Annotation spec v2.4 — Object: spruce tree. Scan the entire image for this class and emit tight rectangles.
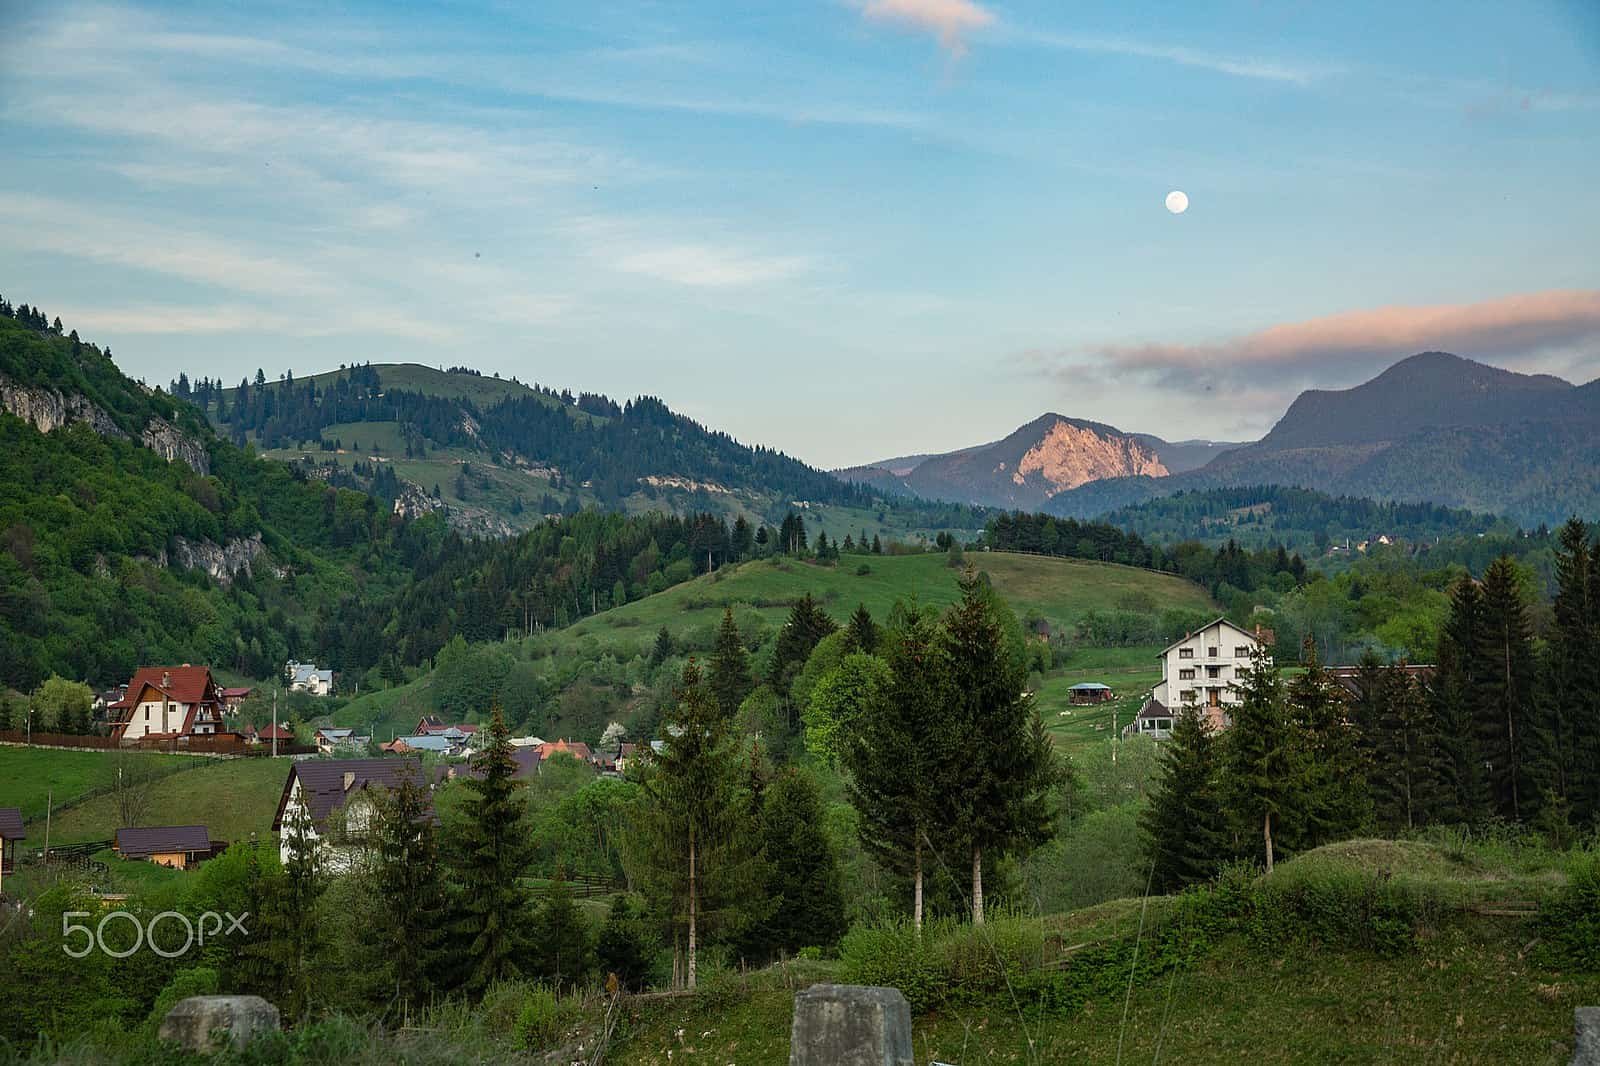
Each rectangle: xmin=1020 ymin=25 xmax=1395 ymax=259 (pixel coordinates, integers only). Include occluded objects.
xmin=844 ymin=605 xmax=952 ymax=931
xmin=942 ymin=568 xmax=1059 ymax=924
xmin=771 ymin=594 xmax=838 ymax=726
xmin=372 ymin=762 xmax=450 ymax=1010
xmin=1433 ymin=575 xmax=1490 ymax=824
xmin=596 ymin=895 xmax=658 ymax=991
xmin=1534 ymin=519 xmax=1598 ymax=822
xmin=649 ymin=626 xmax=675 ymax=667
xmin=452 ymin=704 xmax=537 ymax=993
xmin=844 ymin=603 xmax=879 ymax=653
xmin=529 ymin=878 xmax=595 ymax=990
xmin=741 ymin=767 xmax=848 ymax=961
xmin=1473 ymin=556 xmax=1537 ymax=822
xmin=1141 ymin=703 xmax=1228 ymax=892
xmin=626 ymin=661 xmax=770 ymax=989
xmin=262 ymin=803 xmax=327 ymax=1022
xmin=708 ymin=607 xmax=753 ymax=721
xmin=1222 ymin=645 xmax=1298 ymax=873
xmin=1288 ymin=637 xmax=1369 ymax=847
xmin=1370 ymin=668 xmax=1443 ymax=832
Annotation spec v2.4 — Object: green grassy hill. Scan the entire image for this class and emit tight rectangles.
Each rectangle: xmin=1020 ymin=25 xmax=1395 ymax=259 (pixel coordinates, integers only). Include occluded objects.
xmin=332 ymin=551 xmax=1215 ymax=746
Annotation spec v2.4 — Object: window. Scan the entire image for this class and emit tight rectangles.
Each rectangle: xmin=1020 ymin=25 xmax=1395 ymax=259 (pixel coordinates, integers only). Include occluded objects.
xmin=1206 ymin=665 xmax=1222 ymax=678
xmin=1178 ymin=668 xmax=1195 ymax=680
xmin=1235 ymin=645 xmax=1251 ymax=657
xmin=1180 ymin=688 xmax=1197 ymax=702
xmin=1207 ymin=646 xmax=1219 ymax=658
xmin=1178 ymin=647 xmax=1195 ymax=659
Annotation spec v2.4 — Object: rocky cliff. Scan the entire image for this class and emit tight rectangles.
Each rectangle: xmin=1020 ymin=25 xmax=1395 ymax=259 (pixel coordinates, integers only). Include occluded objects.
xmin=1013 ymin=419 xmax=1168 ymax=494
xmin=142 ymin=533 xmax=266 ymax=586
xmin=1 ymin=372 xmax=211 ymax=475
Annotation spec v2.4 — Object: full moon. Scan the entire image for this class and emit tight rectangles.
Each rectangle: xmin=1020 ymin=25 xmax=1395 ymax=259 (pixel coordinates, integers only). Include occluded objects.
xmin=1165 ymin=190 xmax=1189 ymax=214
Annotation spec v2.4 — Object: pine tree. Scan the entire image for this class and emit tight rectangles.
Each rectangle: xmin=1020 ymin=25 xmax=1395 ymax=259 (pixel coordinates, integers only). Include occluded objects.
xmin=263 ymin=803 xmax=327 ymax=1022
xmin=372 ymin=762 xmax=450 ymax=1011
xmin=1222 ymin=645 xmax=1297 ymax=873
xmin=708 ymin=607 xmax=753 ymax=721
xmin=1287 ymin=637 xmax=1368 ymax=847
xmin=772 ymin=594 xmax=838 ymax=726
xmin=871 ymin=534 xmax=882 ymax=555
xmin=625 ymin=661 xmax=770 ymax=989
xmin=844 ymin=603 xmax=879 ymax=654
xmin=1433 ymin=576 xmax=1489 ymax=824
xmin=1141 ymin=704 xmax=1228 ymax=892
xmin=1533 ymin=519 xmax=1598 ymax=822
xmin=844 ymin=605 xmax=952 ymax=931
xmin=649 ymin=626 xmax=675 ymax=667
xmin=1370 ymin=668 xmax=1443 ymax=832
xmin=596 ymin=895 xmax=658 ymax=991
xmin=452 ymin=704 xmax=537 ymax=993
xmin=1473 ymin=556 xmax=1537 ymax=822
xmin=942 ymin=568 xmax=1059 ymax=924
xmin=741 ymin=767 xmax=848 ymax=962
xmin=529 ymin=878 xmax=594 ymax=990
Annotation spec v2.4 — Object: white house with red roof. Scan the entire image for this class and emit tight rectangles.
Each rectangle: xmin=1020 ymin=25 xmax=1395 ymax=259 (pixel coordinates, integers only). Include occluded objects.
xmin=110 ymin=665 xmax=226 ymax=743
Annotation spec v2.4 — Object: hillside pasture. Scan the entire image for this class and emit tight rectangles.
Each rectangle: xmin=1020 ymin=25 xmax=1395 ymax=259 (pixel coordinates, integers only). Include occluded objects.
xmin=0 ymin=746 xmax=200 ymax=826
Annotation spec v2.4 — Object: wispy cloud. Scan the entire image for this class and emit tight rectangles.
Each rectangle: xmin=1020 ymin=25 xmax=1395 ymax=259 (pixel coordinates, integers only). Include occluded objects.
xmin=1012 ymin=30 xmax=1336 ymax=86
xmin=1085 ymin=290 xmax=1600 ymax=378
xmin=858 ymin=0 xmax=995 ymax=58
xmin=1021 ymin=290 xmax=1600 ymax=433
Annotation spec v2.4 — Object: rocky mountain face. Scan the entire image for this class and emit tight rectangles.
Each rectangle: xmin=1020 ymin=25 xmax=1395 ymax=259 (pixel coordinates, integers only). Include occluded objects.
xmin=0 ymin=371 xmax=210 ymax=475
xmin=1041 ymin=352 xmax=1600 ymax=526
xmin=836 ymin=415 xmax=1238 ymax=511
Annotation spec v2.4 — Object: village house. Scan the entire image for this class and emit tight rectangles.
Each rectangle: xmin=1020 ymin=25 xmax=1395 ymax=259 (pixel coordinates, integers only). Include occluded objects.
xmin=114 ymin=825 xmax=214 ymax=869
xmin=1134 ymin=617 xmax=1272 ymax=738
xmin=220 ymin=686 xmax=254 ymax=713
xmin=286 ymin=661 xmax=334 ymax=697
xmin=246 ymin=722 xmax=296 ymax=748
xmin=1326 ymin=663 xmax=1436 ymax=701
xmin=0 ymin=808 xmax=22 ymax=897
xmin=271 ymin=758 xmax=429 ymax=869
xmin=314 ymin=727 xmax=369 ymax=755
xmin=110 ymin=666 xmax=227 ymax=743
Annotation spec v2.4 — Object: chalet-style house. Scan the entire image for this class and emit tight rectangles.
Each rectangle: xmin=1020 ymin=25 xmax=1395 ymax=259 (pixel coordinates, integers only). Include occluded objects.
xmin=271 ymin=758 xmax=429 ymax=869
xmin=1132 ymin=617 xmax=1272 ymax=738
xmin=220 ymin=686 xmax=254 ymax=712
xmin=114 ymin=825 xmax=214 ymax=869
xmin=286 ymin=661 xmax=333 ymax=697
xmin=314 ymin=727 xmax=368 ymax=755
xmin=110 ymin=666 xmax=226 ymax=743
xmin=0 ymin=808 xmax=22 ymax=896
xmin=246 ymin=722 xmax=295 ymax=748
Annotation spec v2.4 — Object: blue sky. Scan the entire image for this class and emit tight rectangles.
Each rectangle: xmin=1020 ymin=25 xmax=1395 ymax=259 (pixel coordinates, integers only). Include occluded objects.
xmin=2 ymin=0 xmax=1597 ymax=467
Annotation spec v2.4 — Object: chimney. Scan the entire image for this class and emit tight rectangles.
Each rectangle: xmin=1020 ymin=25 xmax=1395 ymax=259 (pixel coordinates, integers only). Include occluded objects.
xmin=161 ymin=671 xmax=172 ymax=689
xmin=342 ymin=771 xmax=356 ymax=791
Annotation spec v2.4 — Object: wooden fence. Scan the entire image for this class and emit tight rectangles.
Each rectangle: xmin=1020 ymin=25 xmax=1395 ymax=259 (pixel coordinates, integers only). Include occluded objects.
xmin=0 ymin=730 xmax=117 ymax=749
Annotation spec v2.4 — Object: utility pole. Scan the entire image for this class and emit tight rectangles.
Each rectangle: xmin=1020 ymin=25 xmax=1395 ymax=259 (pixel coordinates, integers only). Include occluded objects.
xmin=272 ymin=686 xmax=279 ymax=758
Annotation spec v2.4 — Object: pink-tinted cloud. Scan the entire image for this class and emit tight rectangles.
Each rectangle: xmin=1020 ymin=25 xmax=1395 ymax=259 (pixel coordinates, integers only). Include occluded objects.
xmin=1094 ymin=289 xmax=1600 ymax=376
xmin=859 ymin=0 xmax=995 ymax=58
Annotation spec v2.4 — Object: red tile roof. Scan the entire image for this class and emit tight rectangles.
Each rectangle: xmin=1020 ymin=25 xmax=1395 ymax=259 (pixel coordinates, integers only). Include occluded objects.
xmin=537 ymin=739 xmax=593 ymax=762
xmin=112 ymin=666 xmax=220 ymax=710
xmin=256 ymin=724 xmax=294 ymax=741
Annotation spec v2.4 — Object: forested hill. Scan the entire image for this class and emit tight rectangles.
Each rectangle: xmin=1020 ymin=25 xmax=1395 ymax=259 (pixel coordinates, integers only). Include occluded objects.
xmin=0 ymin=304 xmax=842 ymax=692
xmin=183 ymin=362 xmax=985 ymax=540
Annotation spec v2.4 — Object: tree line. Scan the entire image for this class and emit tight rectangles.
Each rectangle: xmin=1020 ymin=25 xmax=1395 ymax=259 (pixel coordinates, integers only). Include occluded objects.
xmin=1144 ymin=519 xmax=1600 ymax=892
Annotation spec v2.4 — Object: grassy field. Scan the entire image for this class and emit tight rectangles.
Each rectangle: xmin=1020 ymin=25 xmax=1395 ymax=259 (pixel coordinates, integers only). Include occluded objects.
xmin=24 ymin=754 xmax=290 ymax=848
xmin=569 ymin=551 xmax=1212 ymax=652
xmin=0 ymin=747 xmax=202 ymax=826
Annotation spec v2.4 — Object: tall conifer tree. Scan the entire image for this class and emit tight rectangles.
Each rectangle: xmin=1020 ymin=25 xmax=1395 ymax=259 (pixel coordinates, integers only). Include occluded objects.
xmin=1473 ymin=556 xmax=1537 ymax=821
xmin=453 ymin=704 xmax=537 ymax=993
xmin=708 ymin=607 xmax=753 ymax=721
xmin=373 ymin=762 xmax=450 ymax=1010
xmin=1222 ymin=646 xmax=1298 ymax=873
xmin=1141 ymin=704 xmax=1228 ymax=891
xmin=1433 ymin=576 xmax=1490 ymax=824
xmin=1288 ymin=637 xmax=1369 ymax=846
xmin=1370 ymin=668 xmax=1443 ymax=832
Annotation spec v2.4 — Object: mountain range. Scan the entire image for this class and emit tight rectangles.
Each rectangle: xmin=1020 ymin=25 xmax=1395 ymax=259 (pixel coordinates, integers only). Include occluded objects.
xmin=834 ymin=415 xmax=1240 ymax=511
xmin=834 ymin=352 xmax=1600 ymax=526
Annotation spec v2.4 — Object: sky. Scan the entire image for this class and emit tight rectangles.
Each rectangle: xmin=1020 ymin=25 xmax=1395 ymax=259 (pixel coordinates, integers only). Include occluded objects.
xmin=2 ymin=0 xmax=1598 ymax=468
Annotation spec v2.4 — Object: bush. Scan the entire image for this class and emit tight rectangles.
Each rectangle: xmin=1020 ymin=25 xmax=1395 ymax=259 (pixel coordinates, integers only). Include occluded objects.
xmin=1536 ymin=850 xmax=1600 ymax=971
xmin=517 ymin=986 xmax=581 ymax=1052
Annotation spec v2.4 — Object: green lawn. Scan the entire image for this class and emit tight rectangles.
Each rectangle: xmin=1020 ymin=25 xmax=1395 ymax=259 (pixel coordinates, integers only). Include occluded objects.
xmin=0 ymin=747 xmax=201 ymax=826
xmin=30 ymin=755 xmax=290 ymax=848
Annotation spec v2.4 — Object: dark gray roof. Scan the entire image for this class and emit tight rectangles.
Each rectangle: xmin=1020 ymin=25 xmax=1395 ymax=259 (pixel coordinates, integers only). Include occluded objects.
xmin=1135 ymin=697 xmax=1171 ymax=721
xmin=116 ymin=825 xmax=211 ymax=856
xmin=1069 ymin=682 xmax=1112 ymax=691
xmin=273 ymin=757 xmax=428 ymax=830
xmin=0 ymin=807 xmax=23 ymax=839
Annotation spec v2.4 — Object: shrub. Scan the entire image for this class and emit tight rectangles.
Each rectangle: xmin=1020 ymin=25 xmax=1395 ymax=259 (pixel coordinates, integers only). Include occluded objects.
xmin=1536 ymin=850 xmax=1600 ymax=971
xmin=517 ymin=986 xmax=581 ymax=1052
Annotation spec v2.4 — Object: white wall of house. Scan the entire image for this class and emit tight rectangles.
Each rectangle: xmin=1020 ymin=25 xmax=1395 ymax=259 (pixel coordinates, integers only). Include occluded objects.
xmin=1151 ymin=619 xmax=1264 ymax=724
